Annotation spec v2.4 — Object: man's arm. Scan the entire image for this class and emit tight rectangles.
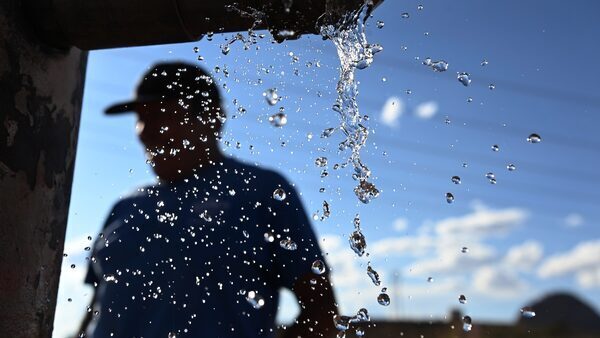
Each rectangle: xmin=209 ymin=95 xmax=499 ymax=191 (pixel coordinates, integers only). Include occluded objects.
xmin=282 ymin=272 xmax=338 ymax=338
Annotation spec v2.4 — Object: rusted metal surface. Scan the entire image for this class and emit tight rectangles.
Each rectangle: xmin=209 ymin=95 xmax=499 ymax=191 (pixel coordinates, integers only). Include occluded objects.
xmin=0 ymin=0 xmax=87 ymax=336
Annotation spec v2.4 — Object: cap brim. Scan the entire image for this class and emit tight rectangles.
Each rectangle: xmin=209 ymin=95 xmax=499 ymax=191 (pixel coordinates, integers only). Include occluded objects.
xmin=105 ymin=100 xmax=140 ymax=115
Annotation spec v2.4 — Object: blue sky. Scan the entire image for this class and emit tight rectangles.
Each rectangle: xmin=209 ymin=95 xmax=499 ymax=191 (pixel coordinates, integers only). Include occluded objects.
xmin=54 ymin=1 xmax=600 ymax=336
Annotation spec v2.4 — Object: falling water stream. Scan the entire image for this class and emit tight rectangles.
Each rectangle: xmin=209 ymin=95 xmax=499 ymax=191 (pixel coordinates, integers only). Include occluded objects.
xmin=320 ymin=1 xmax=381 ymax=205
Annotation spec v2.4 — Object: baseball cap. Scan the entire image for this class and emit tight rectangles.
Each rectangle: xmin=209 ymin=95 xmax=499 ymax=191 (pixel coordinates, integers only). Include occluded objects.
xmin=105 ymin=61 xmax=220 ymax=115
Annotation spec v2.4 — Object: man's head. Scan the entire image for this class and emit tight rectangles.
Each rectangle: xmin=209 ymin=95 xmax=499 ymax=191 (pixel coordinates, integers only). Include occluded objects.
xmin=106 ymin=62 xmax=225 ymax=181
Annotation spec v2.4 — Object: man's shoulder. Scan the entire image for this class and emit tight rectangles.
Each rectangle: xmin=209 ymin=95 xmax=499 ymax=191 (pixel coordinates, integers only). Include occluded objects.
xmin=223 ymin=157 xmax=288 ymax=184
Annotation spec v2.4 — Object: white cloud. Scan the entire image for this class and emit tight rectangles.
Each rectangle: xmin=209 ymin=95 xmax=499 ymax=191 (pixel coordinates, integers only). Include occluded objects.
xmin=414 ymin=101 xmax=438 ymax=119
xmin=435 ymin=205 xmax=528 ymax=238
xmin=564 ymin=213 xmax=584 ymax=228
xmin=473 ymin=266 xmax=527 ymax=298
xmin=380 ymin=96 xmax=403 ymax=127
xmin=370 ymin=235 xmax=435 ymax=257
xmin=409 ymin=241 xmax=496 ymax=276
xmin=401 ymin=277 xmax=463 ymax=296
xmin=577 ymin=268 xmax=600 ymax=288
xmin=538 ymin=240 xmax=600 ymax=288
xmin=321 ymin=234 xmax=363 ymax=289
xmin=319 ymin=234 xmax=389 ymax=315
xmin=393 ymin=218 xmax=408 ymax=232
xmin=503 ymin=241 xmax=543 ymax=271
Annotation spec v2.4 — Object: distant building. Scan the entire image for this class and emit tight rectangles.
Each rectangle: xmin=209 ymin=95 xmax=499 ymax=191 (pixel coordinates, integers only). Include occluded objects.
xmin=277 ymin=292 xmax=600 ymax=338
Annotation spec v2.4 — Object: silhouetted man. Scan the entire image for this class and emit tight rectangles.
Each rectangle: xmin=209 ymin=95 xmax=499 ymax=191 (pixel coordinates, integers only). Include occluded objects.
xmin=80 ymin=61 xmax=337 ymax=338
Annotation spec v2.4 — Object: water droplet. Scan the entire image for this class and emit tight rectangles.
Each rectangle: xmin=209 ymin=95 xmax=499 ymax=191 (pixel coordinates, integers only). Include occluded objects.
xmin=220 ymin=44 xmax=230 ymax=55
xmin=446 ymin=192 xmax=455 ymax=204
xmin=457 ymin=72 xmax=471 ymax=86
xmin=264 ymin=232 xmax=275 ymax=243
xmin=352 ymin=308 xmax=370 ymax=323
xmin=491 ymin=144 xmax=499 ymax=152
xmin=376 ymin=20 xmax=384 ymax=29
xmin=481 ymin=59 xmax=489 ymax=66
xmin=467 ymin=97 xmax=473 ymax=103
xmin=425 ymin=59 xmax=448 ymax=72
xmin=349 ymin=229 xmax=367 ymax=257
xmin=451 ymin=176 xmax=461 ymax=184
xmin=355 ymin=327 xmax=365 ymax=336
xmin=354 ymin=180 xmax=380 ymax=204
xmin=463 ymin=316 xmax=472 ymax=332
xmin=527 ymin=133 xmax=541 ymax=143
xmin=275 ymin=29 xmax=296 ymax=40
xmin=461 ymin=246 xmax=469 ymax=253
xmin=272 ymin=188 xmax=287 ymax=201
xmin=336 ymin=332 xmax=346 ymax=338
xmin=311 ymin=260 xmax=326 ymax=275
xmin=192 ymin=47 xmax=199 ymax=53
xmin=321 ymin=128 xmax=335 ymax=138
xmin=263 ymin=88 xmax=279 ymax=106
xmin=367 ymin=265 xmax=381 ymax=286
xmin=309 ymin=278 xmax=317 ymax=285
xmin=507 ymin=163 xmax=516 ymax=171
xmin=246 ymin=290 xmax=265 ymax=309
xmin=315 ymin=156 xmax=328 ymax=167
xmin=168 ymin=332 xmax=177 ymax=338
xmin=333 ymin=315 xmax=351 ymax=331
xmin=490 ymin=178 xmax=497 ymax=184
xmin=417 ymin=4 xmax=424 ymax=10
xmin=268 ymin=112 xmax=288 ymax=127
xmin=459 ymin=294 xmax=467 ymax=304
xmin=322 ymin=200 xmax=331 ymax=218
xmin=401 ymin=12 xmax=410 ymax=19
xmin=377 ymin=293 xmax=390 ymax=306
xmin=370 ymin=44 xmax=384 ymax=54
xmin=520 ymin=307 xmax=536 ymax=318
xmin=485 ymin=172 xmax=495 ymax=180
xmin=280 ymin=238 xmax=298 ymax=250
xmin=489 ymin=83 xmax=496 ymax=90
xmin=103 ymin=274 xmax=117 ymax=283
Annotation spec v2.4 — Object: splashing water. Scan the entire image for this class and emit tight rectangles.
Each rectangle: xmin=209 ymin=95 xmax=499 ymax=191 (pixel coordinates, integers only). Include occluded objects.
xmin=520 ymin=306 xmax=536 ymax=318
xmin=280 ymin=237 xmax=298 ymax=250
xmin=333 ymin=315 xmax=352 ymax=331
xmin=272 ymin=188 xmax=286 ymax=201
xmin=320 ymin=1 xmax=381 ymax=204
xmin=367 ymin=265 xmax=381 ymax=286
xmin=246 ymin=290 xmax=265 ymax=309
xmin=311 ymin=259 xmax=326 ymax=275
xmin=463 ymin=316 xmax=473 ymax=331
xmin=377 ymin=292 xmax=390 ymax=306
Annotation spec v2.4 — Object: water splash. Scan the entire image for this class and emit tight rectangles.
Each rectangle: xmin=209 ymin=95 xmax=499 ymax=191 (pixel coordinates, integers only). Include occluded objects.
xmin=311 ymin=259 xmax=326 ymax=275
xmin=367 ymin=264 xmax=381 ymax=286
xmin=320 ymin=1 xmax=380 ymax=204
